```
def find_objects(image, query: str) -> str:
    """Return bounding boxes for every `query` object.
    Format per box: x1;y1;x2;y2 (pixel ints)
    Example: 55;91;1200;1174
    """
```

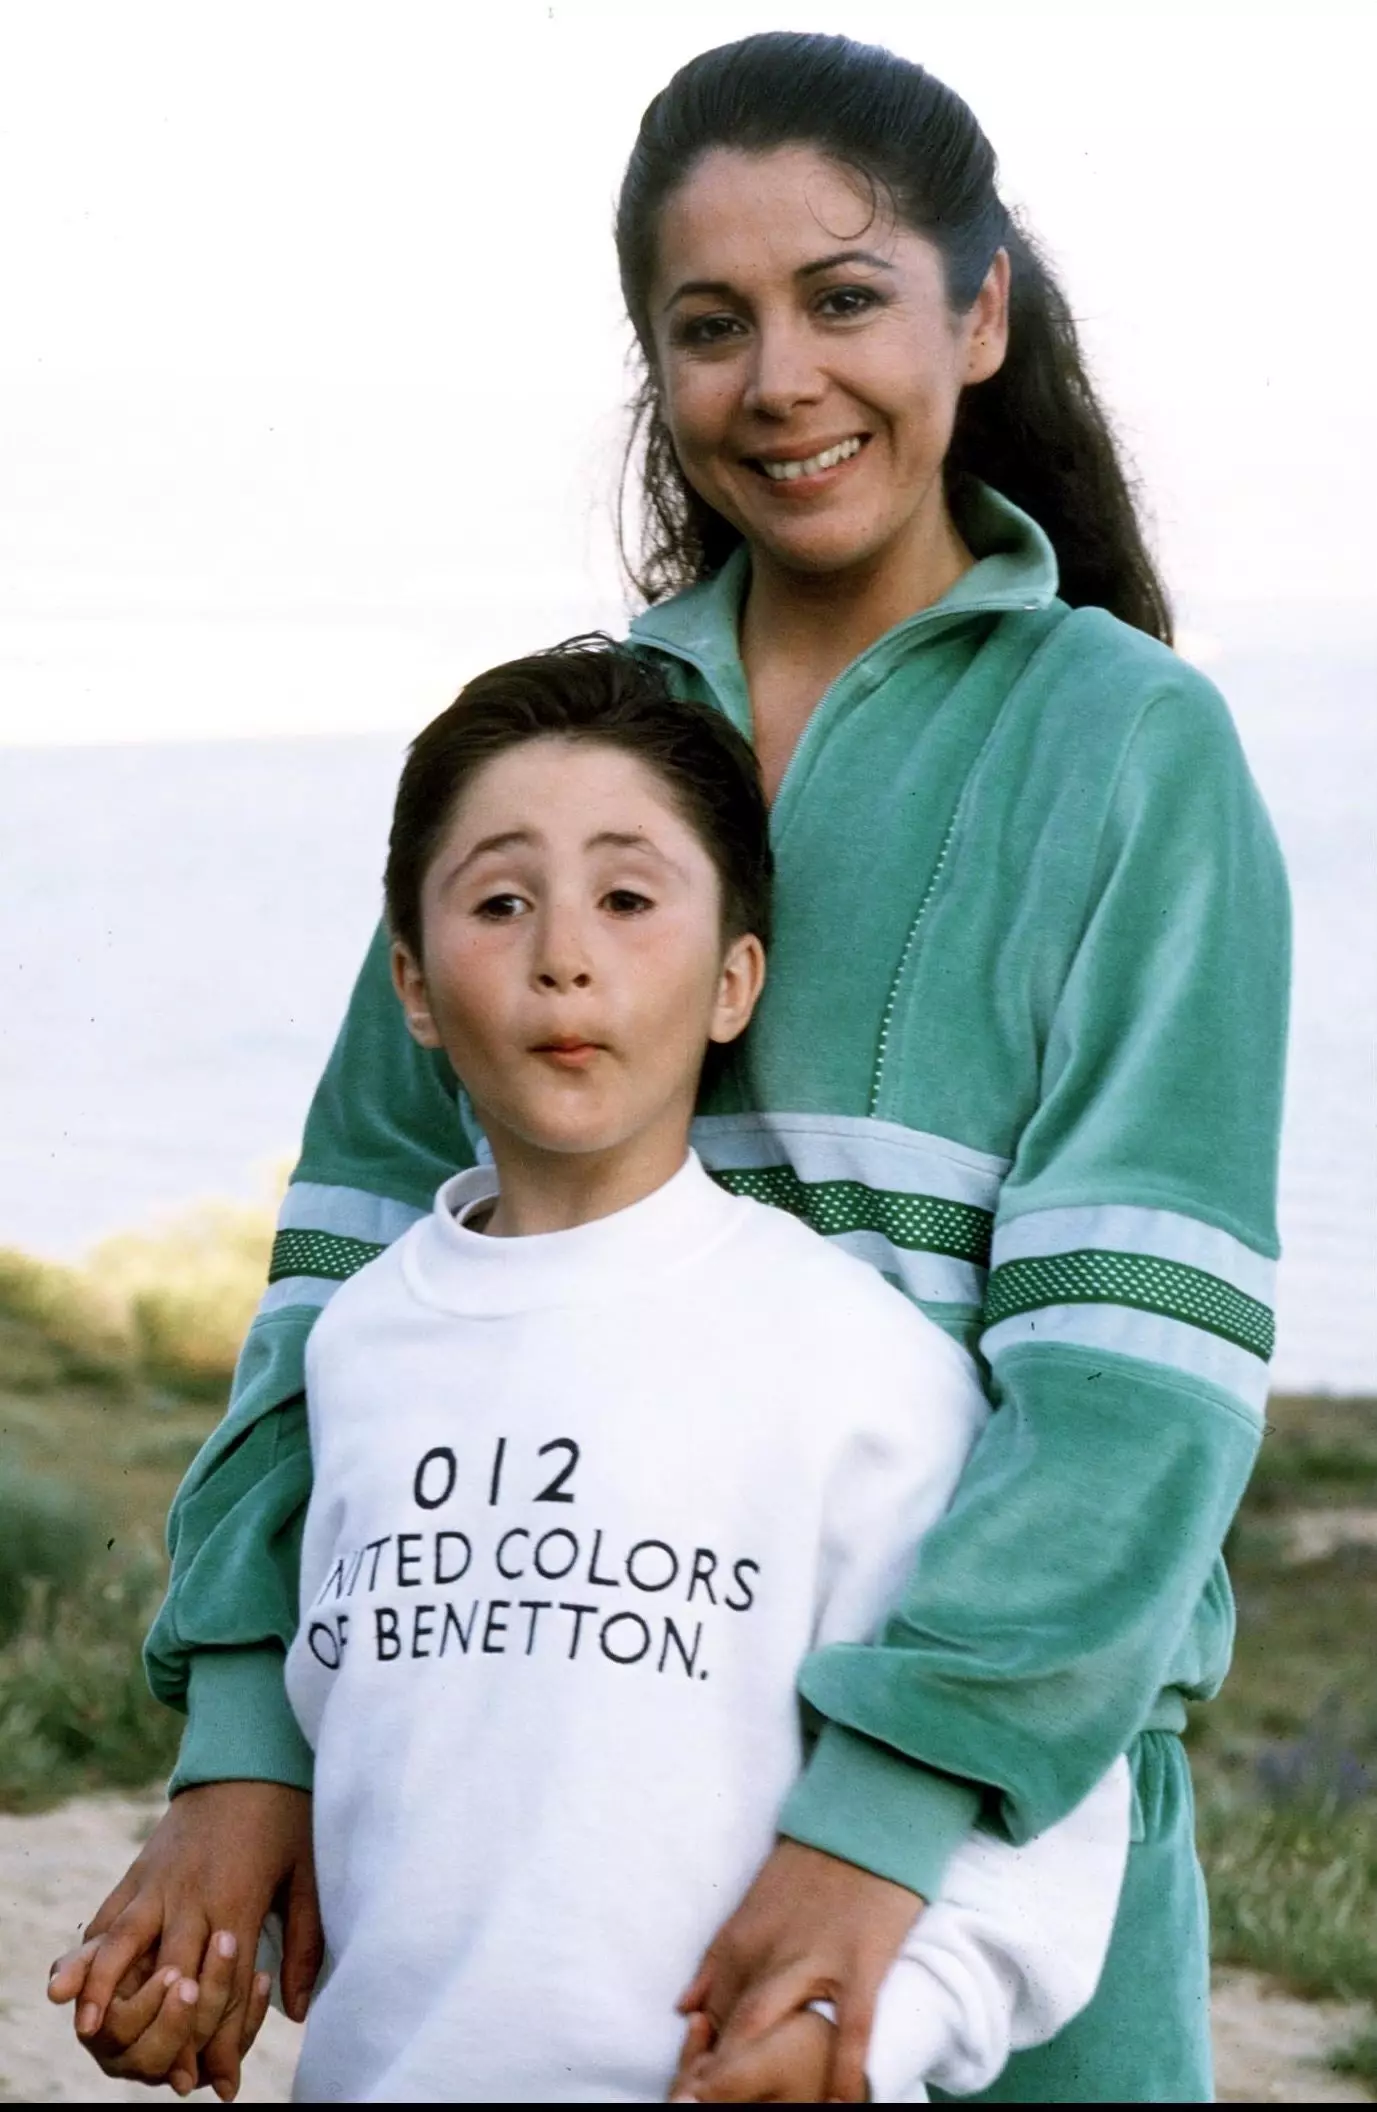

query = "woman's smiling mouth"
747;434;869;490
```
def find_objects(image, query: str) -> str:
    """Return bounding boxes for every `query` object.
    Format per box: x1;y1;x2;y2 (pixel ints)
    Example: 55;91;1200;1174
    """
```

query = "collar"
628;482;1059;705
401;1150;741;1316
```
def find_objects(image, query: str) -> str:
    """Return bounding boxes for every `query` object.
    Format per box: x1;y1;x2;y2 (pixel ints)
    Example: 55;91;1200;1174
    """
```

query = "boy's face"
391;737;764;1184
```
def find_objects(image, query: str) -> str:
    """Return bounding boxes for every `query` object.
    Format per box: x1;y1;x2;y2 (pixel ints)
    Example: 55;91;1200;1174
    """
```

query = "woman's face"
648;145;1007;582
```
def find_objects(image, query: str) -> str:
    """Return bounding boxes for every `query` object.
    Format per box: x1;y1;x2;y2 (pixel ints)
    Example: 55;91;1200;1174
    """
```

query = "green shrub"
0;1550;181;1810
0;1462;99;1643
1198;1788;1377;2004
1332;2023;1377;2086
88;1196;277;1390
0;1250;131;1388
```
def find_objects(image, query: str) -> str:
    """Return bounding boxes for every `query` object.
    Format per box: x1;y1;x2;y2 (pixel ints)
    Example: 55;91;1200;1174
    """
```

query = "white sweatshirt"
285;1153;1129;2104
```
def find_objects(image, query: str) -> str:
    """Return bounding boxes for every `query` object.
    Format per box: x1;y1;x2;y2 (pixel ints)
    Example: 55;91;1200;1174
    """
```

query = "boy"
55;640;1128;2101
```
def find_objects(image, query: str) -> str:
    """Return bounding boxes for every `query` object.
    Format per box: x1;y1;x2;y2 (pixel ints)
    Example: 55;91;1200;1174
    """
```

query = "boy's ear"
390;940;443;1049
708;932;766;1049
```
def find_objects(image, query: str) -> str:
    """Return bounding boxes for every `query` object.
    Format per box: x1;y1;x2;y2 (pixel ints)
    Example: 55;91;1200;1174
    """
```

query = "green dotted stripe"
711;1166;993;1265
984;1248;1275;1360
268;1228;388;1285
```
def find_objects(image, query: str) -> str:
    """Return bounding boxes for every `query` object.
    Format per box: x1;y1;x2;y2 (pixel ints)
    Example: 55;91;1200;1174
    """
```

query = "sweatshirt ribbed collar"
401;1151;740;1316
627;482;1059;726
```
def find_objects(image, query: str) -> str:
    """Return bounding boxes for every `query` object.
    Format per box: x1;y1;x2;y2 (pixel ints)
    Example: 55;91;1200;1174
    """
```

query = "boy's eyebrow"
662;249;895;313
586;830;691;879
446;828;686;878
448;829;535;877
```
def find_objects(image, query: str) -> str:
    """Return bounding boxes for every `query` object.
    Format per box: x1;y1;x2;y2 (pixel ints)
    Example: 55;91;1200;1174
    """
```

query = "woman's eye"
817;284;882;320
673;311;745;349
474;892;529;920
604;889;653;915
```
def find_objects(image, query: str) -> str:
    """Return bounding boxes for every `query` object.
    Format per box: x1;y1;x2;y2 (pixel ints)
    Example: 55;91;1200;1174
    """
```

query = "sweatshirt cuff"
777;1723;981;1900
867;1958;970;2102
169;1647;315;1797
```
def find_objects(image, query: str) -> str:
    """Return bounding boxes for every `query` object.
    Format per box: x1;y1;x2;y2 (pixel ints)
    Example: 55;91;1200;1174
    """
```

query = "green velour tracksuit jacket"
146;486;1289;2101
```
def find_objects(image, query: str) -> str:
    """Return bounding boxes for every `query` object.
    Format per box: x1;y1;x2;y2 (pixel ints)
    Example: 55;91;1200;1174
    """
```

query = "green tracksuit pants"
931;1733;1212;2103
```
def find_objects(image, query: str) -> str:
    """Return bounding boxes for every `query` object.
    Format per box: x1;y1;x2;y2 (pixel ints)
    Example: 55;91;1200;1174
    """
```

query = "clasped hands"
48;1785;918;2102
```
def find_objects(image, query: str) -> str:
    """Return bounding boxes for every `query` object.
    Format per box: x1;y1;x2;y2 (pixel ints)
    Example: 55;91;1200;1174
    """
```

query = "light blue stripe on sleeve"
991;1202;1276;1300
982;1304;1270;1415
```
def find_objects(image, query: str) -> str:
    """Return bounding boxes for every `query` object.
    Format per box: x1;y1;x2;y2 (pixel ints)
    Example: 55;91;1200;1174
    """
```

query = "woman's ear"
390;939;443;1049
708;932;767;1049
965;247;1011;385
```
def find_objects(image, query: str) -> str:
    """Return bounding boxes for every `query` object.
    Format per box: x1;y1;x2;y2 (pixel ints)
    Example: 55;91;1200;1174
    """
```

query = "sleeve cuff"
777;1722;981;1900
867;1958;971;2102
169;1647;314;1796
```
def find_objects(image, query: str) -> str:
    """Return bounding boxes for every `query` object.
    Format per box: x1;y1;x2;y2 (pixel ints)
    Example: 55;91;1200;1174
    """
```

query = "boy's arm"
866;1758;1132;2099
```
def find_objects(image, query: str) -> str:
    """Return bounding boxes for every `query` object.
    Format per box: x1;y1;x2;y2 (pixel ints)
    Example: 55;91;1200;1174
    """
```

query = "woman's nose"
743;318;826;418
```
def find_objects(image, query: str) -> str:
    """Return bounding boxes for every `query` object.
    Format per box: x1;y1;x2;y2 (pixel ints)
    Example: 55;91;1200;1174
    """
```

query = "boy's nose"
532;906;594;991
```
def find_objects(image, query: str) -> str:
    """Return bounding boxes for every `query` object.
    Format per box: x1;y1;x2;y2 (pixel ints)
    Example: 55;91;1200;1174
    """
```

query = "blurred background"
0;8;1375;2098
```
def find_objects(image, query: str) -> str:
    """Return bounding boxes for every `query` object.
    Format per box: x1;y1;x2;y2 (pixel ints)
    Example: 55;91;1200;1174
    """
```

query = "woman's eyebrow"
662;249;895;314
797;248;895;278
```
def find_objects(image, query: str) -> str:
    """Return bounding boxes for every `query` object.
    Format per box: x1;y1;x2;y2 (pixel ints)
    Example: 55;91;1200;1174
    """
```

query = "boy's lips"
530;1037;605;1069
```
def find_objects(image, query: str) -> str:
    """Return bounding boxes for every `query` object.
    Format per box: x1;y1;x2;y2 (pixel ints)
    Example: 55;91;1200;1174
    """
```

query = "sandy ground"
1;1793;1371;2104
0;1795;299;2105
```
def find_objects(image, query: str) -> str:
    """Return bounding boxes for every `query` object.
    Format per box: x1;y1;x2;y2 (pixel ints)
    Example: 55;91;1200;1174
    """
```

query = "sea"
2;643;1373;1395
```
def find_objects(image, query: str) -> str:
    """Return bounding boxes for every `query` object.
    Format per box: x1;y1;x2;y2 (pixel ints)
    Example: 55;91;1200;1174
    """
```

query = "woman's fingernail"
177;1977;199;2004
254;1971;272;1998
76;2002;99;2035
215;1930;238;1960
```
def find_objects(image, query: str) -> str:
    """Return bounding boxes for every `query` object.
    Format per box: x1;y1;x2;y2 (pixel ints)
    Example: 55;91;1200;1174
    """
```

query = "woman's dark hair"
615;31;1172;642
385;634;772;961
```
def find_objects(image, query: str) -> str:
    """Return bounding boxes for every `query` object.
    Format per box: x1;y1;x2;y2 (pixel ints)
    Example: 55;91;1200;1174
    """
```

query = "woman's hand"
671;1840;922;2104
670;2004;839;2103
46;1780;321;2101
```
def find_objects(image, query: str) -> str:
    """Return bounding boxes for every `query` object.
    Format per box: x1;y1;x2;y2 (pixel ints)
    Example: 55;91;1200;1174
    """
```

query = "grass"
1187;1393;1377;2075
0;1199;275;1810
1334;2025;1377;2089
0;1556;182;1811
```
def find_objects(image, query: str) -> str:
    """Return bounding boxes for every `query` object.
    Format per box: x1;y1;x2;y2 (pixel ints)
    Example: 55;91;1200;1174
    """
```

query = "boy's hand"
46;1780;320;2101
676;1839;921;2104
670;2005;839;2103
48;1937;272;2099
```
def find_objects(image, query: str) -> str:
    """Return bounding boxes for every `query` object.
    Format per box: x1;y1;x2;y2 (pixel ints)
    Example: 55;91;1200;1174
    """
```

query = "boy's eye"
603;889;653;915
474;892;529;920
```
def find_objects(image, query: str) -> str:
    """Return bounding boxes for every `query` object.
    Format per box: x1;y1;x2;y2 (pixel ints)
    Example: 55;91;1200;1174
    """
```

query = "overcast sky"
1;0;1372;742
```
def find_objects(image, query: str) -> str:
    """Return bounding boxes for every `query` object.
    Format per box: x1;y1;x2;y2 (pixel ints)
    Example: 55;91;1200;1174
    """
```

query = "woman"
70;32;1287;2104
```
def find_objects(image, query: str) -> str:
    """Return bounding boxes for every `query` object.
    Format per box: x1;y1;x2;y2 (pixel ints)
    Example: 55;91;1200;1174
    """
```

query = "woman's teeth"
759;437;863;482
